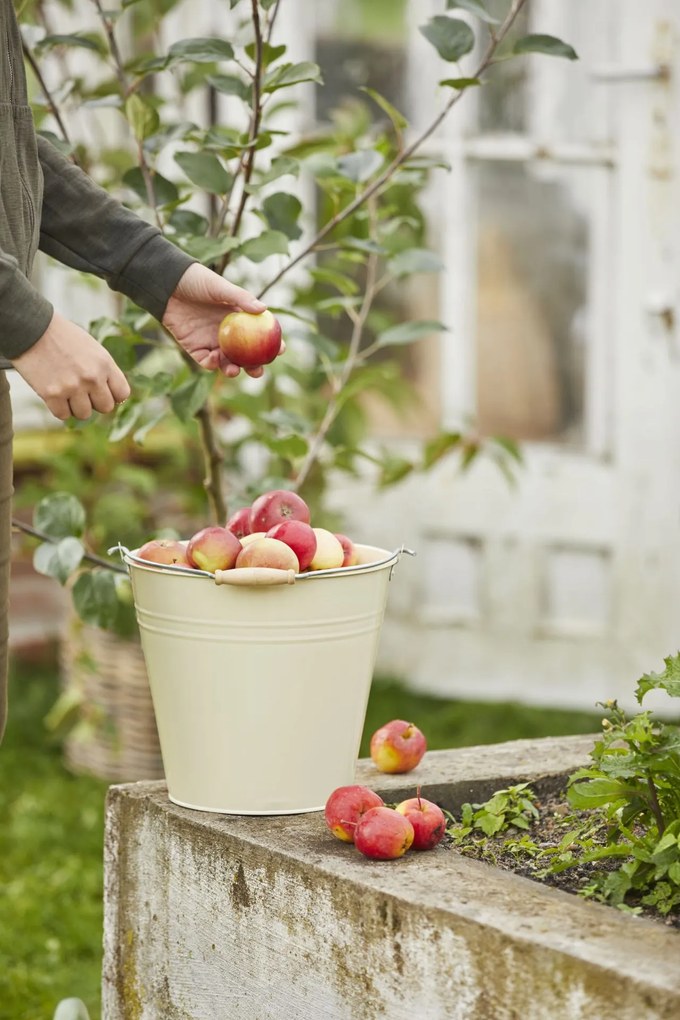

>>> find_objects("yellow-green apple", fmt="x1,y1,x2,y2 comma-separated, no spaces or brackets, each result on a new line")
324,785,384,843
309,528,344,570
235,537,300,572
266,520,317,572
137,538,189,567
395,792,446,850
218,309,282,369
334,533,358,567
354,806,415,860
225,506,252,540
239,531,266,547
249,489,311,532
370,720,427,774
187,526,241,572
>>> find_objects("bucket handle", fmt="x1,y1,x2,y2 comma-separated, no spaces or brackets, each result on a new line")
214,566,296,586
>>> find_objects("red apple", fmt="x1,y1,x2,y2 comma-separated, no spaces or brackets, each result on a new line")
225,507,252,540
266,520,317,572
235,537,300,572
395,793,446,851
354,806,415,860
137,538,189,567
249,489,311,532
218,309,282,369
309,528,344,570
187,526,241,572
370,720,427,774
324,785,384,843
334,533,358,568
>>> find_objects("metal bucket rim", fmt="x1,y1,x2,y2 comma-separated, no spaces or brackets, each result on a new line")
115,542,412,583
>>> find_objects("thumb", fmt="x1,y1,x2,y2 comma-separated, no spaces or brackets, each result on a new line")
214,278,267,314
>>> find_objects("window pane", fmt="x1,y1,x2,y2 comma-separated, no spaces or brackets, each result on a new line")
475,160,589,445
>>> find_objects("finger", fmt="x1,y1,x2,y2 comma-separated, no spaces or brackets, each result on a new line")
67,393,94,421
108,370,131,405
220,282,266,314
47,398,71,422
88,380,117,415
245,365,264,379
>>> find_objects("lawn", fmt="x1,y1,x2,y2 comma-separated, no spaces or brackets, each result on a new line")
0,653,601,1020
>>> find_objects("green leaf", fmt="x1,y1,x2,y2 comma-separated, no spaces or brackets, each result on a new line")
388,248,444,277
180,234,241,264
260,0,279,10
419,16,475,62
72,570,121,630
37,33,103,53
439,76,482,90
244,41,286,66
336,150,383,183
170,373,214,423
375,320,446,349
379,456,414,488
265,434,308,459
513,34,578,61
477,812,504,836
102,335,137,372
123,167,179,207
33,538,84,585
636,654,680,703
34,493,86,539
169,209,210,235
360,87,407,133
446,0,499,24
167,37,234,65
567,778,631,810
239,230,289,262
206,73,251,101
423,431,462,469
668,861,680,885
174,151,231,193
309,267,360,295
263,61,323,93
124,94,160,142
262,192,303,240
108,401,143,442
254,156,300,187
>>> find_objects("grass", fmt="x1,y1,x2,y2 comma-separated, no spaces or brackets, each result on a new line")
0,654,601,1020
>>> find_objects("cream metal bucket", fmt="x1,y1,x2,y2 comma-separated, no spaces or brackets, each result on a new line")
120,543,410,815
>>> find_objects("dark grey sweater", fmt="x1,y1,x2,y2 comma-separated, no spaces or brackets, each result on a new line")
0,1,194,360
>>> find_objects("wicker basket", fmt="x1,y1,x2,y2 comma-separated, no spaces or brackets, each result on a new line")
59,614,164,782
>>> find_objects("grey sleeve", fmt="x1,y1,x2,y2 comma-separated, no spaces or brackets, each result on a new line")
37,136,195,321
0,249,53,360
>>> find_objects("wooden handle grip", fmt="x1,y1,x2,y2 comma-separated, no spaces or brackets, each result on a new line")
213,567,297,587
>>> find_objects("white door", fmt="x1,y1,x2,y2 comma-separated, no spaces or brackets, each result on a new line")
338,0,680,713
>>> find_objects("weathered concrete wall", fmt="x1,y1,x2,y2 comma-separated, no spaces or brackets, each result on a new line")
103,735,680,1020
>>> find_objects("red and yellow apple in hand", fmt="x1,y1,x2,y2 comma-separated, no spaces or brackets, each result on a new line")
370,720,427,774
324,785,384,843
218,310,282,370
395,791,446,850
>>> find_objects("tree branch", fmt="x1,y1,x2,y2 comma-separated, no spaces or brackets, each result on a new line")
12,519,127,574
22,38,78,158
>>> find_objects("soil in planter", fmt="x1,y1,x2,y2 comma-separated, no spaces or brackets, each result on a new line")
448,790,680,931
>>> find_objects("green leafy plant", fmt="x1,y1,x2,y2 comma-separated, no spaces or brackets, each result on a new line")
447,654,680,920
448,781,539,841
14,0,573,625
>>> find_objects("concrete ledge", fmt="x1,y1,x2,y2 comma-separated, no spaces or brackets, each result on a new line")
103,735,680,1019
